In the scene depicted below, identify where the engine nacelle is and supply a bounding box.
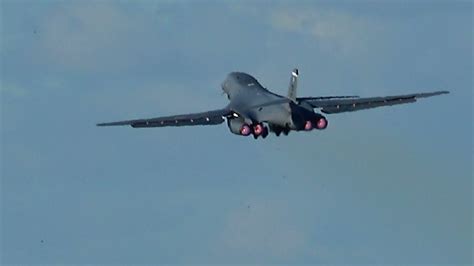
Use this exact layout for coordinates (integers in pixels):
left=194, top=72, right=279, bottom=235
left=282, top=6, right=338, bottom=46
left=302, top=114, right=328, bottom=131
left=227, top=118, right=251, bottom=136
left=314, top=115, right=328, bottom=130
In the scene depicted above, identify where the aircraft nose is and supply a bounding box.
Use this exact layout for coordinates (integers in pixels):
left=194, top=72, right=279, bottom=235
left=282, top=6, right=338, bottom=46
left=222, top=80, right=230, bottom=92
left=221, top=81, right=230, bottom=98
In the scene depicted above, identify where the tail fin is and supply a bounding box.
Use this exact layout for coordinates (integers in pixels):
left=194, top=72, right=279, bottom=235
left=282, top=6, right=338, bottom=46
left=287, top=68, right=298, bottom=102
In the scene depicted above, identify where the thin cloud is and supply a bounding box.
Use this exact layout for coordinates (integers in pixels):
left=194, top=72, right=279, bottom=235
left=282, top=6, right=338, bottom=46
left=1, top=83, right=28, bottom=98
left=215, top=197, right=310, bottom=262
left=269, top=7, right=381, bottom=55
left=37, top=2, right=153, bottom=71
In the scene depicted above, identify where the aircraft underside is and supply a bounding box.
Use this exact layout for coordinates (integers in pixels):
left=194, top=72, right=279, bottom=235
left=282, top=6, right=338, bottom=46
left=225, top=111, right=328, bottom=139
left=96, top=68, right=448, bottom=140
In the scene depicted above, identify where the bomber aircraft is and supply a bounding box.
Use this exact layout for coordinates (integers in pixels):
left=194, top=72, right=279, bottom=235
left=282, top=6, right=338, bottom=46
left=97, top=69, right=448, bottom=139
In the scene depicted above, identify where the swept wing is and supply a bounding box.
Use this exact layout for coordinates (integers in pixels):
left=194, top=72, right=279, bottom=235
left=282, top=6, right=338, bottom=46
left=96, top=98, right=293, bottom=128
left=298, top=91, right=449, bottom=114
left=97, top=108, right=231, bottom=128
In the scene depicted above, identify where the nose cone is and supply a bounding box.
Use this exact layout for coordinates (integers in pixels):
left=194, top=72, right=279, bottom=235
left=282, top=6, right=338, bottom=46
left=221, top=79, right=230, bottom=97
left=221, top=81, right=227, bottom=92
left=222, top=73, right=239, bottom=98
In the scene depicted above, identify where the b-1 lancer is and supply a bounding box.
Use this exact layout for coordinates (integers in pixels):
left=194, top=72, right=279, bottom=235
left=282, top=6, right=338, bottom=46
left=97, top=68, right=448, bottom=139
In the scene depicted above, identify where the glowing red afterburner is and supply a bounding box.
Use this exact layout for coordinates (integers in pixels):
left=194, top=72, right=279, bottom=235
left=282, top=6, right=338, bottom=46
left=316, top=117, right=328, bottom=130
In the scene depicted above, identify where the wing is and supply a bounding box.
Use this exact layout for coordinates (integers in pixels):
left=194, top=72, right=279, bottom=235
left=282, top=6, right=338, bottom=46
left=299, top=91, right=449, bottom=114
left=297, top=95, right=360, bottom=101
left=97, top=108, right=231, bottom=128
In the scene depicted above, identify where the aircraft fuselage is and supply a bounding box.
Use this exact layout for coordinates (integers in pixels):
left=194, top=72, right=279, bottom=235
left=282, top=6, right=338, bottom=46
left=222, top=72, right=321, bottom=131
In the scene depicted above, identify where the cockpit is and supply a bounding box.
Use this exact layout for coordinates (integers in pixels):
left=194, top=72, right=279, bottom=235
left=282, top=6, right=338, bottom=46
left=221, top=72, right=263, bottom=99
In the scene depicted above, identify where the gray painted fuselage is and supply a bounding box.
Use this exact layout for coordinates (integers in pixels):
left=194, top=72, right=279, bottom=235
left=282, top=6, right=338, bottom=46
left=222, top=72, right=316, bottom=130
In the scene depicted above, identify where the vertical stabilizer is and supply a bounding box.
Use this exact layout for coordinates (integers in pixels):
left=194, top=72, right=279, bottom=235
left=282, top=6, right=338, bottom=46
left=287, top=68, right=298, bottom=102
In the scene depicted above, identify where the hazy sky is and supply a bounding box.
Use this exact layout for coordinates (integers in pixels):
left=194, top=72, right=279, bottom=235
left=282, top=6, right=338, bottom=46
left=1, top=1, right=472, bottom=264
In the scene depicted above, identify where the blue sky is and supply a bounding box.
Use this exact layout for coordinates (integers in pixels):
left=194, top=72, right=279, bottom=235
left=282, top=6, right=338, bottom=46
left=1, top=1, right=472, bottom=264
